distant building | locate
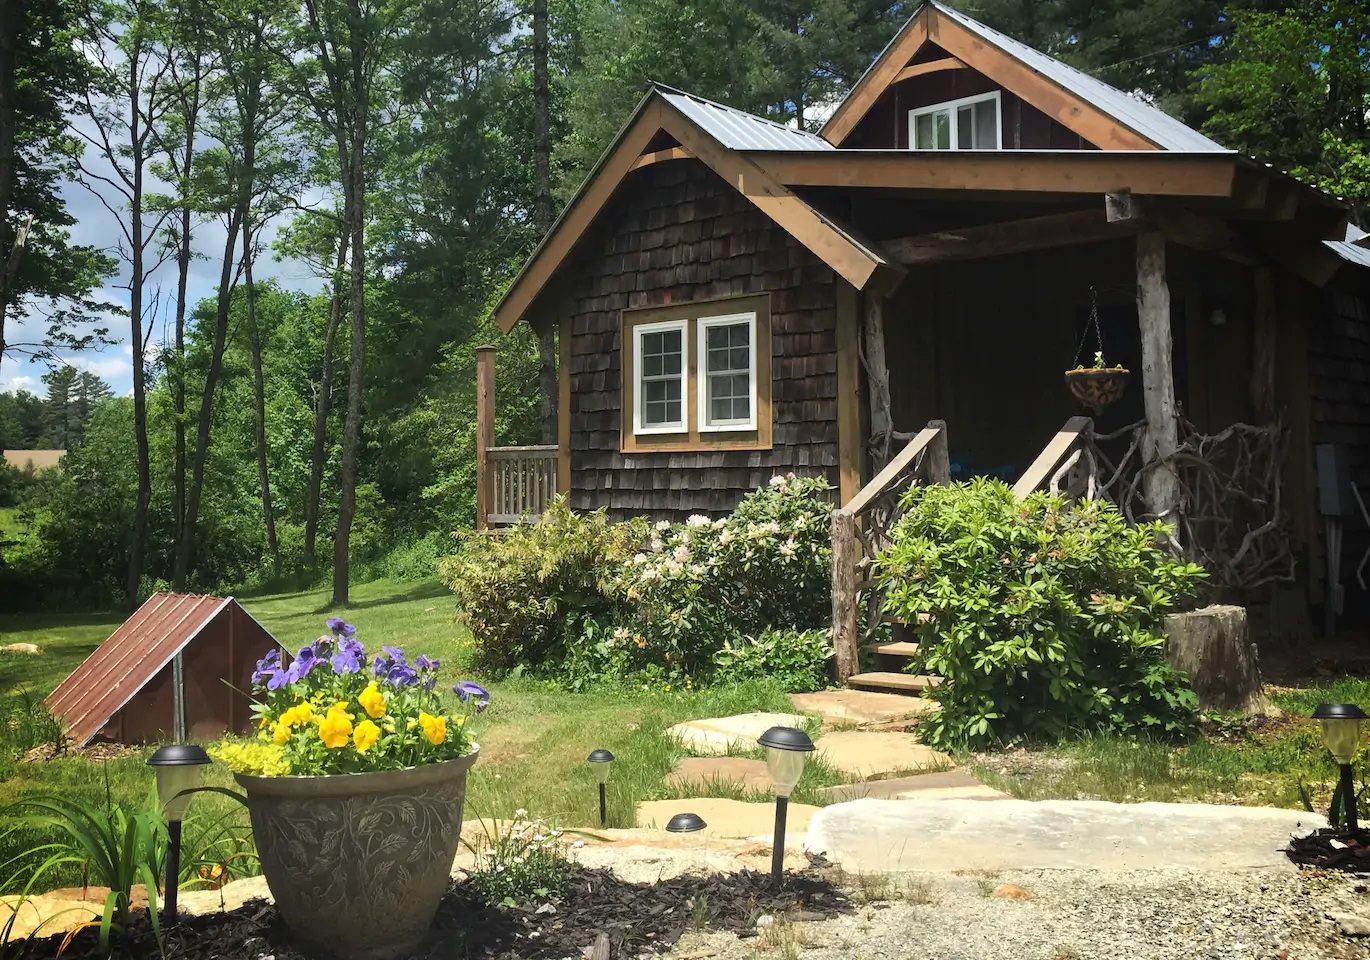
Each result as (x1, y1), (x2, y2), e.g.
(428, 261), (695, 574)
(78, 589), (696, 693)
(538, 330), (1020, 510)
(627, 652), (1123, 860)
(3, 450), (65, 473)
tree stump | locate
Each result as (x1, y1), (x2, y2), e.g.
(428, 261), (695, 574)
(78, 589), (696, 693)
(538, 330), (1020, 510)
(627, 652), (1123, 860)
(1163, 604), (1272, 715)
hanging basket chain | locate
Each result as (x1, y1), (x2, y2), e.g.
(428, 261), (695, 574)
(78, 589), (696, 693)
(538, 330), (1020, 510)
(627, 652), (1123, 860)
(1071, 287), (1107, 368)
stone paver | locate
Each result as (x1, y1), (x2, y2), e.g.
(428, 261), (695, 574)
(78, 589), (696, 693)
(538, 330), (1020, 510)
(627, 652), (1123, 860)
(0, 895), (99, 939)
(806, 798), (1325, 873)
(666, 757), (771, 792)
(637, 798), (816, 843)
(815, 768), (1007, 803)
(790, 689), (936, 726)
(179, 875), (272, 917)
(815, 730), (952, 778)
(667, 712), (807, 756)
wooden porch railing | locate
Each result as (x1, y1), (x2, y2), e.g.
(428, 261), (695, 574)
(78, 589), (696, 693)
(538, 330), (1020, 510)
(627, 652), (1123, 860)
(486, 445), (559, 526)
(830, 419), (950, 682)
(1012, 416), (1099, 502)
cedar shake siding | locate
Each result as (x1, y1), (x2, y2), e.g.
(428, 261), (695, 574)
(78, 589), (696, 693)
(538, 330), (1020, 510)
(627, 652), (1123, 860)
(565, 160), (839, 522)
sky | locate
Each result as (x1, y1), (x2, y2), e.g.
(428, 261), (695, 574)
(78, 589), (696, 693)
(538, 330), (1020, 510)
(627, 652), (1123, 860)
(1, 140), (325, 399)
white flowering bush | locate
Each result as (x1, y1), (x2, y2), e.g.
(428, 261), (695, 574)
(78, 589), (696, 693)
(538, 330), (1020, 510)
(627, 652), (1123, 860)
(609, 474), (835, 677)
(463, 809), (572, 906)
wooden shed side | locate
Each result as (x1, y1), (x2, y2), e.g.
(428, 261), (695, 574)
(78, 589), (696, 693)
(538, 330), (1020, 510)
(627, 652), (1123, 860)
(565, 160), (841, 522)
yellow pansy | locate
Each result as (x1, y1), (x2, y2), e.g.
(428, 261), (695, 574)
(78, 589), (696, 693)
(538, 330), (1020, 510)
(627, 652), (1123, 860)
(317, 702), (354, 749)
(358, 682), (386, 719)
(418, 712), (446, 746)
(272, 720), (291, 745)
(453, 714), (467, 728)
(353, 719), (381, 753)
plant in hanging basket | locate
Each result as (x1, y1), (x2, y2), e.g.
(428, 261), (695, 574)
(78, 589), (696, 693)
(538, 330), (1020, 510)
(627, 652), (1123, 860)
(211, 619), (488, 960)
(1065, 350), (1130, 413)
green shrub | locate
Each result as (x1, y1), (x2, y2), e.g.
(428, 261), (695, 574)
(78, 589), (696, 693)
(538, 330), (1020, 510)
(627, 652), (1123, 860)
(875, 479), (1204, 749)
(712, 627), (833, 692)
(439, 498), (646, 673)
(463, 810), (572, 906)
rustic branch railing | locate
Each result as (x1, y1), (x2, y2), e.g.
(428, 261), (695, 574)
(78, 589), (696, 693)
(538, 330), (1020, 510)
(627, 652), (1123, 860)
(830, 420), (950, 682)
(486, 445), (559, 527)
(1012, 416), (1099, 503)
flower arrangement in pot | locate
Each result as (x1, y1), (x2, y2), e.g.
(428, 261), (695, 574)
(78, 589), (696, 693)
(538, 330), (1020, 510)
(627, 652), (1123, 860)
(212, 618), (488, 960)
(1065, 350), (1130, 413)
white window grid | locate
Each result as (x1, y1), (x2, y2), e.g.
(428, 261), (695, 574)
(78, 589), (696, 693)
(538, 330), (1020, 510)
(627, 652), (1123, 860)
(696, 312), (758, 432)
(632, 318), (688, 435)
(908, 90), (1002, 150)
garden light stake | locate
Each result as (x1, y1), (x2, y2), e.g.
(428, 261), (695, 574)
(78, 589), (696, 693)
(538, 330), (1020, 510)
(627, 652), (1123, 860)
(758, 726), (815, 882)
(147, 743), (211, 922)
(587, 749), (614, 826)
(1314, 703), (1368, 834)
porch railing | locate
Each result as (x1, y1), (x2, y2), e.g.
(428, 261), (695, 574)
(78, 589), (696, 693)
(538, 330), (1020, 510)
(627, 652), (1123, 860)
(486, 445), (559, 527)
(830, 419), (950, 682)
(1012, 416), (1099, 502)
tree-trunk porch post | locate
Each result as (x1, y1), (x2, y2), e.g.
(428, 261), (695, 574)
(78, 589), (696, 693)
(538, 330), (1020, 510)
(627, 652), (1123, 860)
(1136, 231), (1180, 522)
(475, 345), (496, 532)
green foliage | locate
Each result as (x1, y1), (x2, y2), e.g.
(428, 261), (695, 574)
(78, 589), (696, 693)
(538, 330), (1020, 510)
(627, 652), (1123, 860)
(712, 627), (832, 692)
(439, 498), (646, 673)
(0, 792), (163, 954)
(876, 479), (1205, 749)
(462, 810), (573, 907)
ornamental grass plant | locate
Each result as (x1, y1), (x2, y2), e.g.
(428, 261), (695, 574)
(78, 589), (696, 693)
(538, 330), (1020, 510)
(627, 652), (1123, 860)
(212, 618), (489, 777)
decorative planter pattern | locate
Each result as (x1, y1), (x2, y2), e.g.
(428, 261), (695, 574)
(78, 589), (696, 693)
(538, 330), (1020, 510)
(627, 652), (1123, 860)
(236, 748), (478, 960)
(1065, 368), (1130, 413)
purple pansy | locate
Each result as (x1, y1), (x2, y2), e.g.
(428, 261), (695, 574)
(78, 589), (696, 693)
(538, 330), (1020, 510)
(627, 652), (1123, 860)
(387, 662), (419, 688)
(284, 644), (322, 684)
(251, 649), (281, 686)
(325, 617), (357, 638)
(331, 637), (365, 675)
(454, 680), (491, 713)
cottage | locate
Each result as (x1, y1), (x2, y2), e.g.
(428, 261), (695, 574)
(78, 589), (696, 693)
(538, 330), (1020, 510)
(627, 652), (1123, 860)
(481, 0), (1370, 644)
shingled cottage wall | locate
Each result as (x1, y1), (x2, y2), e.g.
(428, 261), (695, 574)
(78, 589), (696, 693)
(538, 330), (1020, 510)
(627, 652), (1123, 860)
(565, 160), (839, 522)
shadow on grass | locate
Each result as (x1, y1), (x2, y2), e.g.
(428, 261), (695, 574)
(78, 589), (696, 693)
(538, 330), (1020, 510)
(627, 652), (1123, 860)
(309, 580), (449, 615)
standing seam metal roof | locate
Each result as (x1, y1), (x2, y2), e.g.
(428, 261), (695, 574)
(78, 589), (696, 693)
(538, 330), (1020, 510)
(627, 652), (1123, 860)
(1326, 223), (1370, 270)
(46, 592), (234, 746)
(655, 85), (835, 152)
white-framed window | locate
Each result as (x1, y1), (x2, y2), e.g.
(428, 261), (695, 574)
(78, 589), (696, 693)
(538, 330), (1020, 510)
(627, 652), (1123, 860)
(697, 312), (757, 431)
(633, 318), (688, 434)
(909, 91), (1001, 150)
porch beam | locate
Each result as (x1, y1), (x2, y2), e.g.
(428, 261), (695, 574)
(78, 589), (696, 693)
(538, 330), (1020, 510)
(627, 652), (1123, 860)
(748, 152), (1241, 197)
(882, 209), (1126, 264)
(893, 57), (968, 83)
(630, 146), (693, 171)
(1105, 189), (1258, 264)
(1135, 232), (1180, 521)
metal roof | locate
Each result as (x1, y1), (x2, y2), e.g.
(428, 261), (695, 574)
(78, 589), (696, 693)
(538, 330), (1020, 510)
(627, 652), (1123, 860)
(918, 2), (1230, 153)
(45, 593), (256, 747)
(655, 85), (835, 152)
(1326, 223), (1370, 270)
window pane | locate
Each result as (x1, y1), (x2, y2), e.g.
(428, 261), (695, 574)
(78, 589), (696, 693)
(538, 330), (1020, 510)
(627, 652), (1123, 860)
(706, 325), (730, 351)
(665, 399), (680, 423)
(729, 346), (749, 370)
(913, 112), (934, 149)
(644, 380), (668, 404)
(934, 111), (950, 149)
(662, 350), (681, 375)
(974, 100), (998, 148)
(645, 400), (668, 425)
(643, 354), (663, 378)
(957, 104), (973, 149)
(711, 396), (731, 422)
(707, 346), (730, 373)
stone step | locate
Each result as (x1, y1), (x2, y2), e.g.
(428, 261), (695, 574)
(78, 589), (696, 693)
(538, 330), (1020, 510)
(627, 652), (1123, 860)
(847, 671), (941, 694)
(860, 641), (920, 658)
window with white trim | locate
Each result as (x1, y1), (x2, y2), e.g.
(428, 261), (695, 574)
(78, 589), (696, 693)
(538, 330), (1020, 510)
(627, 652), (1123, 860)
(910, 91), (1001, 150)
(633, 319), (687, 434)
(698, 313), (757, 431)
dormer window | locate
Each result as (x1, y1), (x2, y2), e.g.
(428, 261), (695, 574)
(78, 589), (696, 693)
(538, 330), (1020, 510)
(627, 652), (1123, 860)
(910, 91), (1001, 150)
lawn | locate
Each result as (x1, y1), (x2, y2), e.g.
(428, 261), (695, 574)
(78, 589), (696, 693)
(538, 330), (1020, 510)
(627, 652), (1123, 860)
(0, 578), (842, 893)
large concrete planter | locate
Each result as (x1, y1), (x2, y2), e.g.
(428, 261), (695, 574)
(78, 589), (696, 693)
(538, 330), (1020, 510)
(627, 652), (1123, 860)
(235, 747), (478, 960)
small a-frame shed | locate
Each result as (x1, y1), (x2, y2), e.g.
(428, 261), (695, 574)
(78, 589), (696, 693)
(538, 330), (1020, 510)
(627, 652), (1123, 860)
(46, 593), (281, 747)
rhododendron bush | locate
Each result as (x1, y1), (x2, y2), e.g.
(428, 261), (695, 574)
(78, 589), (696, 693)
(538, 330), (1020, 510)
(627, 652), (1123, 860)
(442, 478), (836, 689)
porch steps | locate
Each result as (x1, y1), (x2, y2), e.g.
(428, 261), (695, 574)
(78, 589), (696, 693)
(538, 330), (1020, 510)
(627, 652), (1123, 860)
(848, 671), (941, 694)
(860, 641), (920, 657)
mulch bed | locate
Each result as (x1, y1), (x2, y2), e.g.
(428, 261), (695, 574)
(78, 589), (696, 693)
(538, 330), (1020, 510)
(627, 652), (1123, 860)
(22, 737), (140, 764)
(14, 864), (852, 960)
(1287, 827), (1370, 872)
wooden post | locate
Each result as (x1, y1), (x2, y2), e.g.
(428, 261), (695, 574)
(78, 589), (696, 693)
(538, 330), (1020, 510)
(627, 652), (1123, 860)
(862, 293), (892, 465)
(1250, 266), (1277, 421)
(924, 419), (950, 484)
(830, 508), (860, 683)
(1135, 232), (1180, 521)
(836, 282), (863, 503)
(475, 345), (497, 531)
(557, 320), (571, 495)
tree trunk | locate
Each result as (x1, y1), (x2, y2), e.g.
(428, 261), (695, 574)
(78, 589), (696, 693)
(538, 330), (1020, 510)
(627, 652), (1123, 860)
(332, 8), (367, 608)
(861, 294), (892, 467)
(1163, 604), (1272, 715)
(125, 90), (151, 610)
(172, 209), (242, 589)
(304, 224), (348, 566)
(0, 0), (18, 352)
(532, 0), (557, 444)
(244, 217), (278, 560)
(1136, 231), (1179, 522)
(830, 508), (859, 682)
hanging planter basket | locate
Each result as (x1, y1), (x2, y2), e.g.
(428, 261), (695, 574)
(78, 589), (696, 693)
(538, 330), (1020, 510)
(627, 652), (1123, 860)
(1065, 366), (1130, 413)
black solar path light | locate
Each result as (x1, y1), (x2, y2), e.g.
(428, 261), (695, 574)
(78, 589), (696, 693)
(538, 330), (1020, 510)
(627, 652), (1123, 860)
(758, 726), (815, 881)
(1314, 703), (1368, 834)
(665, 812), (707, 833)
(587, 748), (615, 826)
(147, 743), (211, 922)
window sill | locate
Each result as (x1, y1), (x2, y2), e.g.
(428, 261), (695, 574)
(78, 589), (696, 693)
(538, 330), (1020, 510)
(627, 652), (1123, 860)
(621, 429), (771, 454)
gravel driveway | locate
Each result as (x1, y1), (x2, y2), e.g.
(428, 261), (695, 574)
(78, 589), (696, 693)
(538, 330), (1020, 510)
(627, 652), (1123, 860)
(670, 868), (1370, 960)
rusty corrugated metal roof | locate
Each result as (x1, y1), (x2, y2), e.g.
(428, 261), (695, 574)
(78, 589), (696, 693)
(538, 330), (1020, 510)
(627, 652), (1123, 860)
(46, 593), (233, 747)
